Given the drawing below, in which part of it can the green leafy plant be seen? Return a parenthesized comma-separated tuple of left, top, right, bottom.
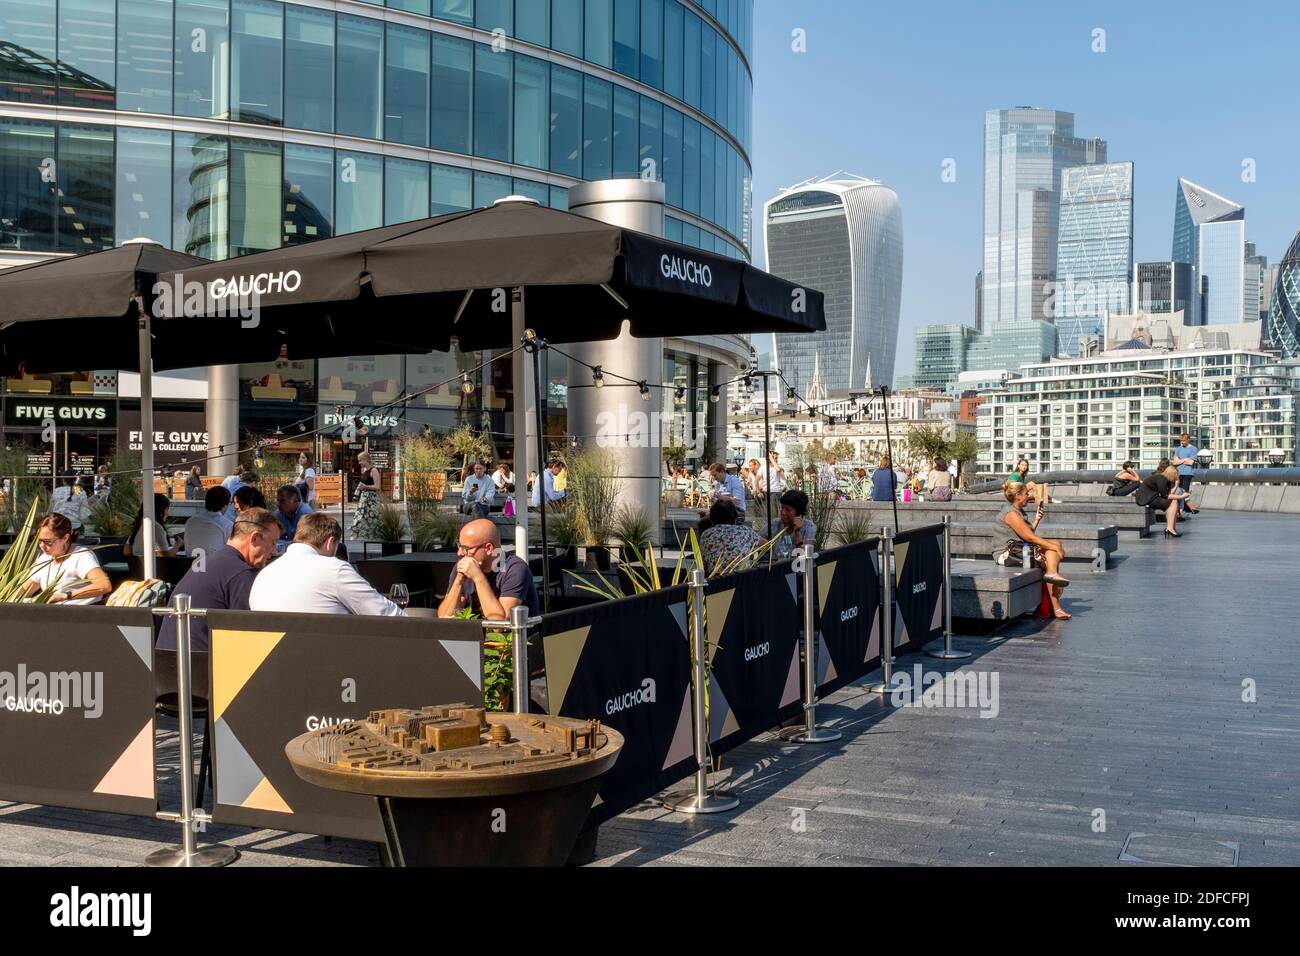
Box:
(374, 503, 406, 543)
(399, 433, 451, 516)
(87, 499, 131, 538)
(662, 442, 688, 473)
(452, 607, 512, 712)
(834, 509, 875, 546)
(543, 506, 580, 550)
(612, 504, 653, 555)
(806, 490, 839, 552)
(412, 509, 461, 551)
(448, 426, 491, 482)
(566, 446, 620, 547)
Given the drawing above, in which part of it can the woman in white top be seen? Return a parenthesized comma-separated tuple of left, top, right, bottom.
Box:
(50, 473, 91, 532)
(124, 493, 179, 558)
(926, 456, 954, 501)
(296, 451, 317, 505)
(492, 462, 515, 495)
(21, 513, 111, 604)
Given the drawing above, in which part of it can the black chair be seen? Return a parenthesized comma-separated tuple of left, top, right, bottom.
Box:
(528, 551, 570, 598)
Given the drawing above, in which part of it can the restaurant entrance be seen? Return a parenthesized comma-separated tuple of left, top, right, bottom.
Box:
(2, 397, 118, 477)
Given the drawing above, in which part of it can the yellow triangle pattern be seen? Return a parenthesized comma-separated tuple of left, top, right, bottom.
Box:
(211, 629, 284, 723)
(893, 542, 910, 586)
(542, 625, 591, 715)
(242, 775, 292, 813)
(704, 589, 734, 666)
(817, 561, 837, 616)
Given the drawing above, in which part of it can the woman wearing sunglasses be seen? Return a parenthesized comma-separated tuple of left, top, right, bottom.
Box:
(19, 513, 111, 604)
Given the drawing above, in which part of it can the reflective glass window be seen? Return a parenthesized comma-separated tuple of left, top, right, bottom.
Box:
(432, 0, 473, 25)
(386, 24, 430, 146)
(683, 11, 700, 109)
(664, 215, 682, 243)
(231, 0, 282, 125)
(283, 144, 333, 245)
(58, 124, 114, 252)
(700, 22, 714, 119)
(388, 0, 430, 13)
(584, 0, 612, 68)
(682, 222, 699, 249)
(0, 0, 57, 103)
(612, 85, 639, 179)
(513, 54, 548, 169)
(552, 0, 582, 56)
(284, 6, 334, 132)
(319, 355, 403, 407)
(583, 75, 612, 181)
(639, 0, 662, 89)
(117, 0, 173, 115)
(230, 138, 282, 255)
(431, 35, 473, 155)
(613, 0, 638, 78)
(698, 128, 714, 224)
(549, 185, 568, 210)
(175, 0, 229, 118)
(0, 118, 56, 252)
(663, 0, 683, 99)
(173, 132, 228, 259)
(638, 95, 661, 183)
(512, 178, 549, 205)
(430, 163, 472, 216)
(516, 0, 549, 46)
(662, 106, 682, 208)
(473, 170, 511, 207)
(473, 46, 511, 162)
(336, 15, 383, 140)
(116, 127, 171, 247)
(549, 64, 582, 177)
(335, 150, 383, 235)
(476, 0, 512, 32)
(385, 157, 430, 225)
(714, 135, 725, 233)
(58, 0, 115, 109)
(682, 116, 699, 215)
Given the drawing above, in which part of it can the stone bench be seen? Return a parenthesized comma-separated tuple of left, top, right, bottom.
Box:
(950, 561, 1044, 621)
(836, 498, 1152, 539)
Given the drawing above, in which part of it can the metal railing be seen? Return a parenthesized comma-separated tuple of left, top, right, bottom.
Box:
(966, 467, 1300, 495)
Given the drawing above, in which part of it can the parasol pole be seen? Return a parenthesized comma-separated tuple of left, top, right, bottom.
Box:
(523, 320, 551, 613)
(135, 292, 157, 580)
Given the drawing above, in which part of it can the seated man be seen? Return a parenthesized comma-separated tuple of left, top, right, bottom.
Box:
(529, 459, 566, 508)
(707, 462, 746, 520)
(274, 483, 314, 541)
(158, 508, 280, 654)
(249, 512, 405, 616)
(183, 486, 233, 558)
(461, 461, 495, 519)
(437, 518, 539, 620)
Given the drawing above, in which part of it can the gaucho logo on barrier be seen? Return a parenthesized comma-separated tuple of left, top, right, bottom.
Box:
(0, 665, 103, 719)
(209, 270, 302, 299)
(743, 641, 770, 662)
(840, 606, 859, 623)
(660, 254, 713, 288)
(606, 678, 657, 716)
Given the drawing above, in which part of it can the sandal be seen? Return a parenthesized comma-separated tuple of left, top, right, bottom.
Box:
(1053, 610, 1072, 620)
(1043, 572, 1070, 588)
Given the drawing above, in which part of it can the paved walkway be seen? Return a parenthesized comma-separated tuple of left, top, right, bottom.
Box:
(2, 511, 1297, 866)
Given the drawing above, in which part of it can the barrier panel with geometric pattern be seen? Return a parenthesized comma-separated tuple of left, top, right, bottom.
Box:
(534, 586, 695, 825)
(703, 559, 804, 757)
(813, 539, 883, 697)
(890, 524, 946, 655)
(206, 610, 482, 841)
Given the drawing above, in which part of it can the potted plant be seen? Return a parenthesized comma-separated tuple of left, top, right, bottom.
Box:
(399, 433, 451, 518)
(567, 447, 619, 571)
(412, 509, 461, 552)
(374, 503, 407, 557)
(613, 504, 653, 564)
(544, 507, 581, 570)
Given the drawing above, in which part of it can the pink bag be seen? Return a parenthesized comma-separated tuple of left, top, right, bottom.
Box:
(503, 498, 515, 517)
(901, 488, 912, 503)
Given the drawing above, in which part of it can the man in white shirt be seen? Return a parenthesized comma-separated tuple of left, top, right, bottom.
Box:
(462, 461, 495, 518)
(818, 455, 840, 494)
(761, 451, 784, 502)
(530, 459, 566, 508)
(249, 512, 405, 617)
(708, 463, 747, 519)
(183, 486, 234, 558)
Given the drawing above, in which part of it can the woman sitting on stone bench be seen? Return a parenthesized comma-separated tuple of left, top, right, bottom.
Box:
(1134, 459, 1190, 538)
(1108, 460, 1142, 497)
(995, 482, 1071, 620)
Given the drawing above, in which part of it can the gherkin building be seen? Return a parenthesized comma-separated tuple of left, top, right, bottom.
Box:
(1267, 231, 1300, 358)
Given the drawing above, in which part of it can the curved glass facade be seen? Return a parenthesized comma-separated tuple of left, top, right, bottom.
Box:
(0, 0, 751, 260)
(1266, 230, 1300, 359)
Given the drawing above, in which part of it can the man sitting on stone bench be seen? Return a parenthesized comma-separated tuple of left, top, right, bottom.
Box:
(994, 482, 1071, 620)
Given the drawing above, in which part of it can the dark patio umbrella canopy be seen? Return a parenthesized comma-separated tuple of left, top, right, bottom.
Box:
(154, 200, 826, 352)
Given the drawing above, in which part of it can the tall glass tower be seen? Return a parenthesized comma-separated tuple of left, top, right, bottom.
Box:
(1266, 230, 1300, 358)
(764, 175, 904, 392)
(1054, 161, 1133, 356)
(1171, 178, 1245, 325)
(982, 108, 1106, 326)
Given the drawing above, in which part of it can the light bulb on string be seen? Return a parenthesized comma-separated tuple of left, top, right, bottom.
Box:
(460, 372, 475, 395)
(592, 366, 605, 388)
(254, 444, 266, 469)
(638, 381, 652, 401)
(709, 386, 720, 404)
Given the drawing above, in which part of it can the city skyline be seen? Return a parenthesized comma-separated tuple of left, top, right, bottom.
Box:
(749, 0, 1300, 380)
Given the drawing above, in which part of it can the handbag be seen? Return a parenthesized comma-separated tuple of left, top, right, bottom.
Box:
(503, 498, 515, 517)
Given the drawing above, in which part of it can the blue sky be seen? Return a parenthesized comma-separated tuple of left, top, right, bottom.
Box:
(748, 0, 1300, 379)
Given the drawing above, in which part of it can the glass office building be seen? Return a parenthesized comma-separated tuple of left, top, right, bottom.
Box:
(1266, 230, 1300, 358)
(0, 0, 754, 472)
(1135, 261, 1193, 316)
(982, 108, 1106, 326)
(910, 323, 979, 392)
(1054, 161, 1132, 357)
(1170, 178, 1246, 326)
(764, 175, 904, 392)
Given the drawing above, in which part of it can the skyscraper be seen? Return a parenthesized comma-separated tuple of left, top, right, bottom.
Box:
(1171, 178, 1246, 325)
(910, 323, 979, 392)
(1135, 261, 1193, 315)
(1054, 161, 1134, 356)
(982, 108, 1107, 326)
(765, 174, 903, 392)
(1245, 241, 1270, 322)
(1266, 230, 1300, 358)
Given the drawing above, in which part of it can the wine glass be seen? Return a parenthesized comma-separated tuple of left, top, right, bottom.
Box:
(388, 583, 410, 608)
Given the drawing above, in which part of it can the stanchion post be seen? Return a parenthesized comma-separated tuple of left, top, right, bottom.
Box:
(928, 514, 970, 660)
(867, 527, 897, 695)
(781, 542, 841, 744)
(146, 595, 238, 867)
(510, 603, 530, 713)
(663, 569, 738, 813)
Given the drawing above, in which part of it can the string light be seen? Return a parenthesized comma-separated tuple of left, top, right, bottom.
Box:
(253, 444, 266, 469)
(592, 366, 605, 388)
(674, 385, 685, 400)
(638, 381, 652, 401)
(709, 386, 720, 404)
(460, 372, 474, 395)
